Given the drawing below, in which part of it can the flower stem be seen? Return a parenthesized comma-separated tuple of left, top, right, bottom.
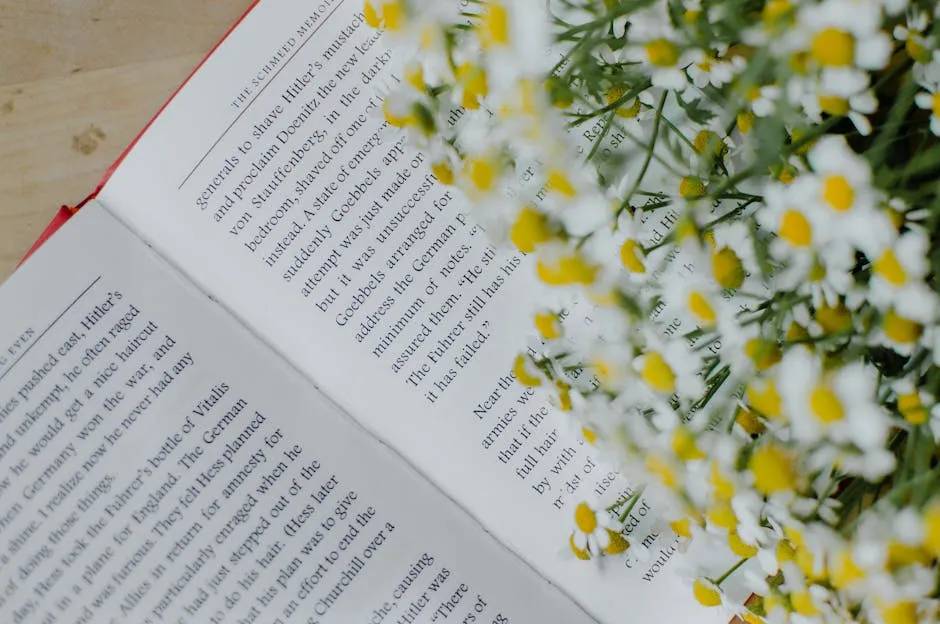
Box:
(714, 558, 749, 586)
(623, 91, 668, 206)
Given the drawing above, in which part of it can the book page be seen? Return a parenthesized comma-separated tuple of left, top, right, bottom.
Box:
(99, 2, 726, 622)
(0, 204, 592, 624)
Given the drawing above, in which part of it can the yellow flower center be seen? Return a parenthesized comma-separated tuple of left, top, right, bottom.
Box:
(569, 533, 591, 559)
(923, 502, 940, 557)
(644, 39, 680, 67)
(830, 550, 866, 589)
(762, 0, 793, 27)
(709, 461, 735, 500)
(479, 2, 509, 49)
(418, 23, 437, 49)
(512, 354, 542, 387)
(737, 111, 755, 134)
(692, 580, 722, 607)
(811, 28, 855, 67)
(675, 215, 698, 243)
(383, 98, 413, 128)
(809, 257, 826, 282)
(679, 176, 706, 198)
(815, 301, 852, 334)
(822, 175, 854, 211)
(536, 255, 598, 286)
(404, 63, 425, 91)
(581, 427, 597, 446)
(810, 384, 844, 423)
(574, 502, 598, 533)
(517, 79, 538, 116)
(884, 309, 923, 344)
(794, 546, 822, 580)
(688, 291, 717, 326)
(819, 95, 850, 116)
(547, 170, 577, 197)
(874, 249, 908, 286)
(786, 322, 810, 342)
(881, 601, 919, 624)
(463, 155, 498, 192)
(898, 391, 927, 425)
(745, 338, 782, 371)
(534, 312, 561, 340)
(555, 380, 573, 412)
(708, 502, 737, 529)
(790, 51, 810, 74)
(593, 358, 617, 386)
(645, 455, 678, 488)
(791, 591, 819, 616)
(749, 444, 798, 495)
(620, 239, 646, 273)
(779, 209, 812, 247)
(735, 406, 765, 436)
(742, 612, 764, 624)
(456, 63, 489, 109)
(431, 161, 454, 185)
(364, 1, 382, 28)
(703, 230, 717, 250)
(728, 531, 758, 558)
(510, 206, 551, 253)
(693, 130, 726, 157)
(670, 517, 692, 538)
(907, 38, 933, 63)
(888, 207, 905, 230)
(671, 427, 704, 461)
(887, 541, 930, 569)
(747, 380, 783, 419)
(775, 163, 797, 184)
(606, 87, 642, 118)
(604, 529, 630, 555)
(776, 539, 797, 563)
(712, 247, 745, 289)
(381, 0, 406, 31)
(642, 352, 676, 393)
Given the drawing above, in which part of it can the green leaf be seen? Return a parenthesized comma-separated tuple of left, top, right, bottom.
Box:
(676, 95, 716, 125)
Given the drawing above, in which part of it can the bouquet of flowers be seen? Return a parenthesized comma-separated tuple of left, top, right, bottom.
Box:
(366, 0, 940, 621)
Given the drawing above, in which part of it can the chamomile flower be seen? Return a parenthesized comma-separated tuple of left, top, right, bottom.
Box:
(473, 0, 552, 91)
(915, 83, 940, 136)
(688, 50, 744, 89)
(633, 330, 706, 400)
(798, 0, 893, 72)
(623, 6, 697, 90)
(778, 349, 891, 451)
(570, 499, 628, 557)
(365, 0, 461, 46)
(747, 84, 781, 118)
(868, 230, 938, 323)
(758, 177, 824, 271)
(805, 135, 894, 256)
(871, 308, 929, 356)
(894, 10, 933, 64)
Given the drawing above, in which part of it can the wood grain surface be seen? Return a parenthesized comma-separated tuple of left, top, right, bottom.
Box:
(0, 0, 254, 283)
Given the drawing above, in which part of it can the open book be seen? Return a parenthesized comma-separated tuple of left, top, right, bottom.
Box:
(0, 2, 727, 622)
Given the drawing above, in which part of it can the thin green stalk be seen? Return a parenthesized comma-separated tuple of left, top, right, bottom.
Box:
(713, 558, 749, 586)
(586, 110, 617, 161)
(618, 488, 646, 522)
(623, 91, 668, 205)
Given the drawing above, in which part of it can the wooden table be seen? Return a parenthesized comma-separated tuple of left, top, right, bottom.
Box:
(0, 0, 254, 283)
